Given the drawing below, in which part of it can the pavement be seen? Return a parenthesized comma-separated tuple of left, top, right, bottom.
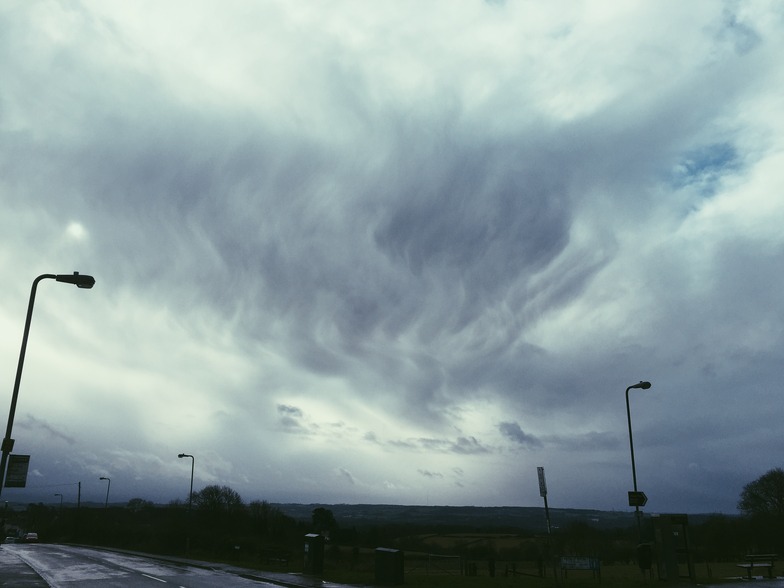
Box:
(0, 546, 48, 587)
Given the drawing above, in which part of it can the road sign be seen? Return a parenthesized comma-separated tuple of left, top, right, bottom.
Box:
(628, 491, 648, 507)
(537, 467, 547, 497)
(5, 454, 30, 488)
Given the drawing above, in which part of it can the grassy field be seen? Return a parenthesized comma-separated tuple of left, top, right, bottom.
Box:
(191, 531, 773, 587)
(198, 545, 768, 587)
(314, 560, 764, 588)
(250, 545, 763, 588)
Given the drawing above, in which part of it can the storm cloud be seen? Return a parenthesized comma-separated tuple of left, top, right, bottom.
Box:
(1, 1, 783, 513)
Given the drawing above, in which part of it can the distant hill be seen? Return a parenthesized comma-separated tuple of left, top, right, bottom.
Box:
(271, 503, 712, 532)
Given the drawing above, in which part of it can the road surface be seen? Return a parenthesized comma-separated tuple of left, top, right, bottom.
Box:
(1, 543, 356, 587)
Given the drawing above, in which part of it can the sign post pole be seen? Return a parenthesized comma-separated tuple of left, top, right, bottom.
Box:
(537, 466, 551, 535)
(537, 467, 560, 584)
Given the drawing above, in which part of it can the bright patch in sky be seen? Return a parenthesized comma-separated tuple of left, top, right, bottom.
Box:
(65, 222, 88, 241)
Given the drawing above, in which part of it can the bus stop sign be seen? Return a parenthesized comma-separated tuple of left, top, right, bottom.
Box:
(5, 454, 30, 488)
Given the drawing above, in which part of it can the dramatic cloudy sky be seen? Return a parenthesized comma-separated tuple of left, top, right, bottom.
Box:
(1, 1, 783, 515)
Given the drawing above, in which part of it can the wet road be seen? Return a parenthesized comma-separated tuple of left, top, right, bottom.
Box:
(1, 544, 356, 587)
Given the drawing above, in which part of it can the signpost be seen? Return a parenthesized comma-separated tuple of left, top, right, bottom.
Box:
(4, 454, 30, 488)
(536, 467, 557, 581)
(537, 466, 552, 534)
(628, 491, 648, 507)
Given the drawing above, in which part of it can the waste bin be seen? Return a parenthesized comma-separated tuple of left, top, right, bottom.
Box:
(637, 543, 652, 571)
(375, 547, 404, 585)
(303, 533, 324, 575)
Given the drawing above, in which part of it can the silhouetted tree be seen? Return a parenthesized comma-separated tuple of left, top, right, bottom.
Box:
(192, 485, 245, 515)
(312, 507, 338, 535)
(126, 498, 155, 512)
(738, 468, 784, 516)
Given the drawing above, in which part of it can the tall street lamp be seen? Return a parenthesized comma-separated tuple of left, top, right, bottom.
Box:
(54, 493, 63, 512)
(625, 380, 652, 536)
(0, 272, 95, 498)
(99, 476, 111, 509)
(178, 453, 194, 511)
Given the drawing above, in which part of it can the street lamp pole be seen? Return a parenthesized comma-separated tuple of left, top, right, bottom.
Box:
(178, 453, 194, 512)
(99, 477, 111, 509)
(625, 380, 652, 535)
(54, 493, 63, 512)
(178, 453, 194, 555)
(0, 273, 95, 498)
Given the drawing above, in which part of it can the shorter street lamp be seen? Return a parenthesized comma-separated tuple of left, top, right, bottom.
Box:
(99, 477, 111, 509)
(178, 453, 194, 512)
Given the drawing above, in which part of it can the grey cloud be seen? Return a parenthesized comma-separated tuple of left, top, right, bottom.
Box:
(277, 405, 309, 434)
(717, 6, 763, 55)
(372, 141, 571, 283)
(386, 435, 491, 455)
(277, 405, 304, 418)
(388, 439, 419, 450)
(450, 436, 491, 455)
(418, 469, 443, 479)
(278, 417, 305, 432)
(499, 422, 543, 449)
(338, 468, 355, 485)
(19, 416, 76, 445)
(545, 431, 620, 452)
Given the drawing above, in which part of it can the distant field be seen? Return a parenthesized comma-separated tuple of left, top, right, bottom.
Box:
(319, 557, 758, 588)
(272, 502, 651, 531)
(303, 535, 759, 588)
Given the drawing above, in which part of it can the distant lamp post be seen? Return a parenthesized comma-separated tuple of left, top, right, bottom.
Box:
(0, 273, 95, 499)
(54, 492, 63, 512)
(99, 476, 111, 509)
(178, 453, 194, 512)
(625, 380, 652, 535)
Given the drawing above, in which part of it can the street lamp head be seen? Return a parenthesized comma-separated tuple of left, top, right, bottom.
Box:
(99, 476, 109, 481)
(55, 272, 95, 289)
(178, 453, 192, 459)
(630, 381, 651, 390)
